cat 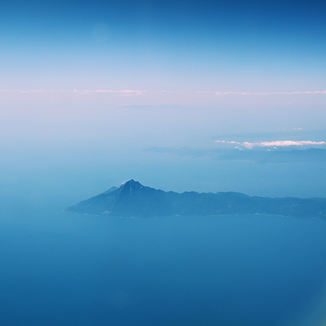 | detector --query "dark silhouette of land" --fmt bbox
[68,179,326,218]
